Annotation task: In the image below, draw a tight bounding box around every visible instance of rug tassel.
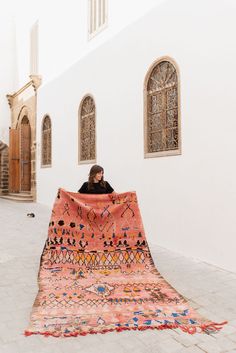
[24,321,228,338]
[24,331,33,337]
[201,321,228,334]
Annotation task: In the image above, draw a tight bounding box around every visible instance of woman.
[78,165,115,194]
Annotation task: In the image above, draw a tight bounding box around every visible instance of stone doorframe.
[6,75,42,201]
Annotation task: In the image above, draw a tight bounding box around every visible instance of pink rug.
[24,188,227,337]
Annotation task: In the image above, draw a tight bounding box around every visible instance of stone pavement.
[0,198,235,353]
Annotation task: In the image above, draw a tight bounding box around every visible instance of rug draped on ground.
[25,188,227,337]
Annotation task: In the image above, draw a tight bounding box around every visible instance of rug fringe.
[24,321,228,338]
[200,321,228,335]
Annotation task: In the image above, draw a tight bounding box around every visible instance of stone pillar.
[0,142,9,195]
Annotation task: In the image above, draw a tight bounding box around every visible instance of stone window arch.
[78,95,96,163]
[144,57,181,158]
[41,115,52,167]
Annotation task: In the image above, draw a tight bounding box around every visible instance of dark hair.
[88,165,106,190]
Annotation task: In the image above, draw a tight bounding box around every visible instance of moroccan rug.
[24,188,227,337]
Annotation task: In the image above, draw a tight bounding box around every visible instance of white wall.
[13,0,40,87]
[1,0,161,137]
[36,0,236,273]
[0,10,17,144]
[37,0,163,84]
[13,0,164,86]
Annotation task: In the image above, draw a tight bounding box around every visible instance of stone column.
[0,142,9,195]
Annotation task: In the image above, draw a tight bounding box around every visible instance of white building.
[0,0,236,273]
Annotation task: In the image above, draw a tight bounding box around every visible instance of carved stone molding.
[6,94,14,108]
[0,141,8,151]
[29,74,42,92]
[6,75,42,110]
[5,75,39,201]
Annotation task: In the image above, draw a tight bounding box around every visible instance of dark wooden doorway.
[20,116,31,191]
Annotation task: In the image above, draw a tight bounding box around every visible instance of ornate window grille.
[42,115,51,166]
[145,58,181,157]
[79,96,96,162]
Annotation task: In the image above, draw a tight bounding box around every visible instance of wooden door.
[9,128,20,192]
[20,118,31,191]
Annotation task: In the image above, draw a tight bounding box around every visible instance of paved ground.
[0,198,235,353]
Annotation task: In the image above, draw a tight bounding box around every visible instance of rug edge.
[24,321,228,338]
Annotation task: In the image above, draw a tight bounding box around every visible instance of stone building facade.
[5,75,41,201]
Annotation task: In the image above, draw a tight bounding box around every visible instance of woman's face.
[94,170,104,182]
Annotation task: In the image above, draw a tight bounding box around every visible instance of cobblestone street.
[0,198,235,353]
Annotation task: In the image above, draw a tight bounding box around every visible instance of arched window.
[144,58,181,157]
[79,95,96,163]
[41,115,51,166]
[20,116,31,191]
